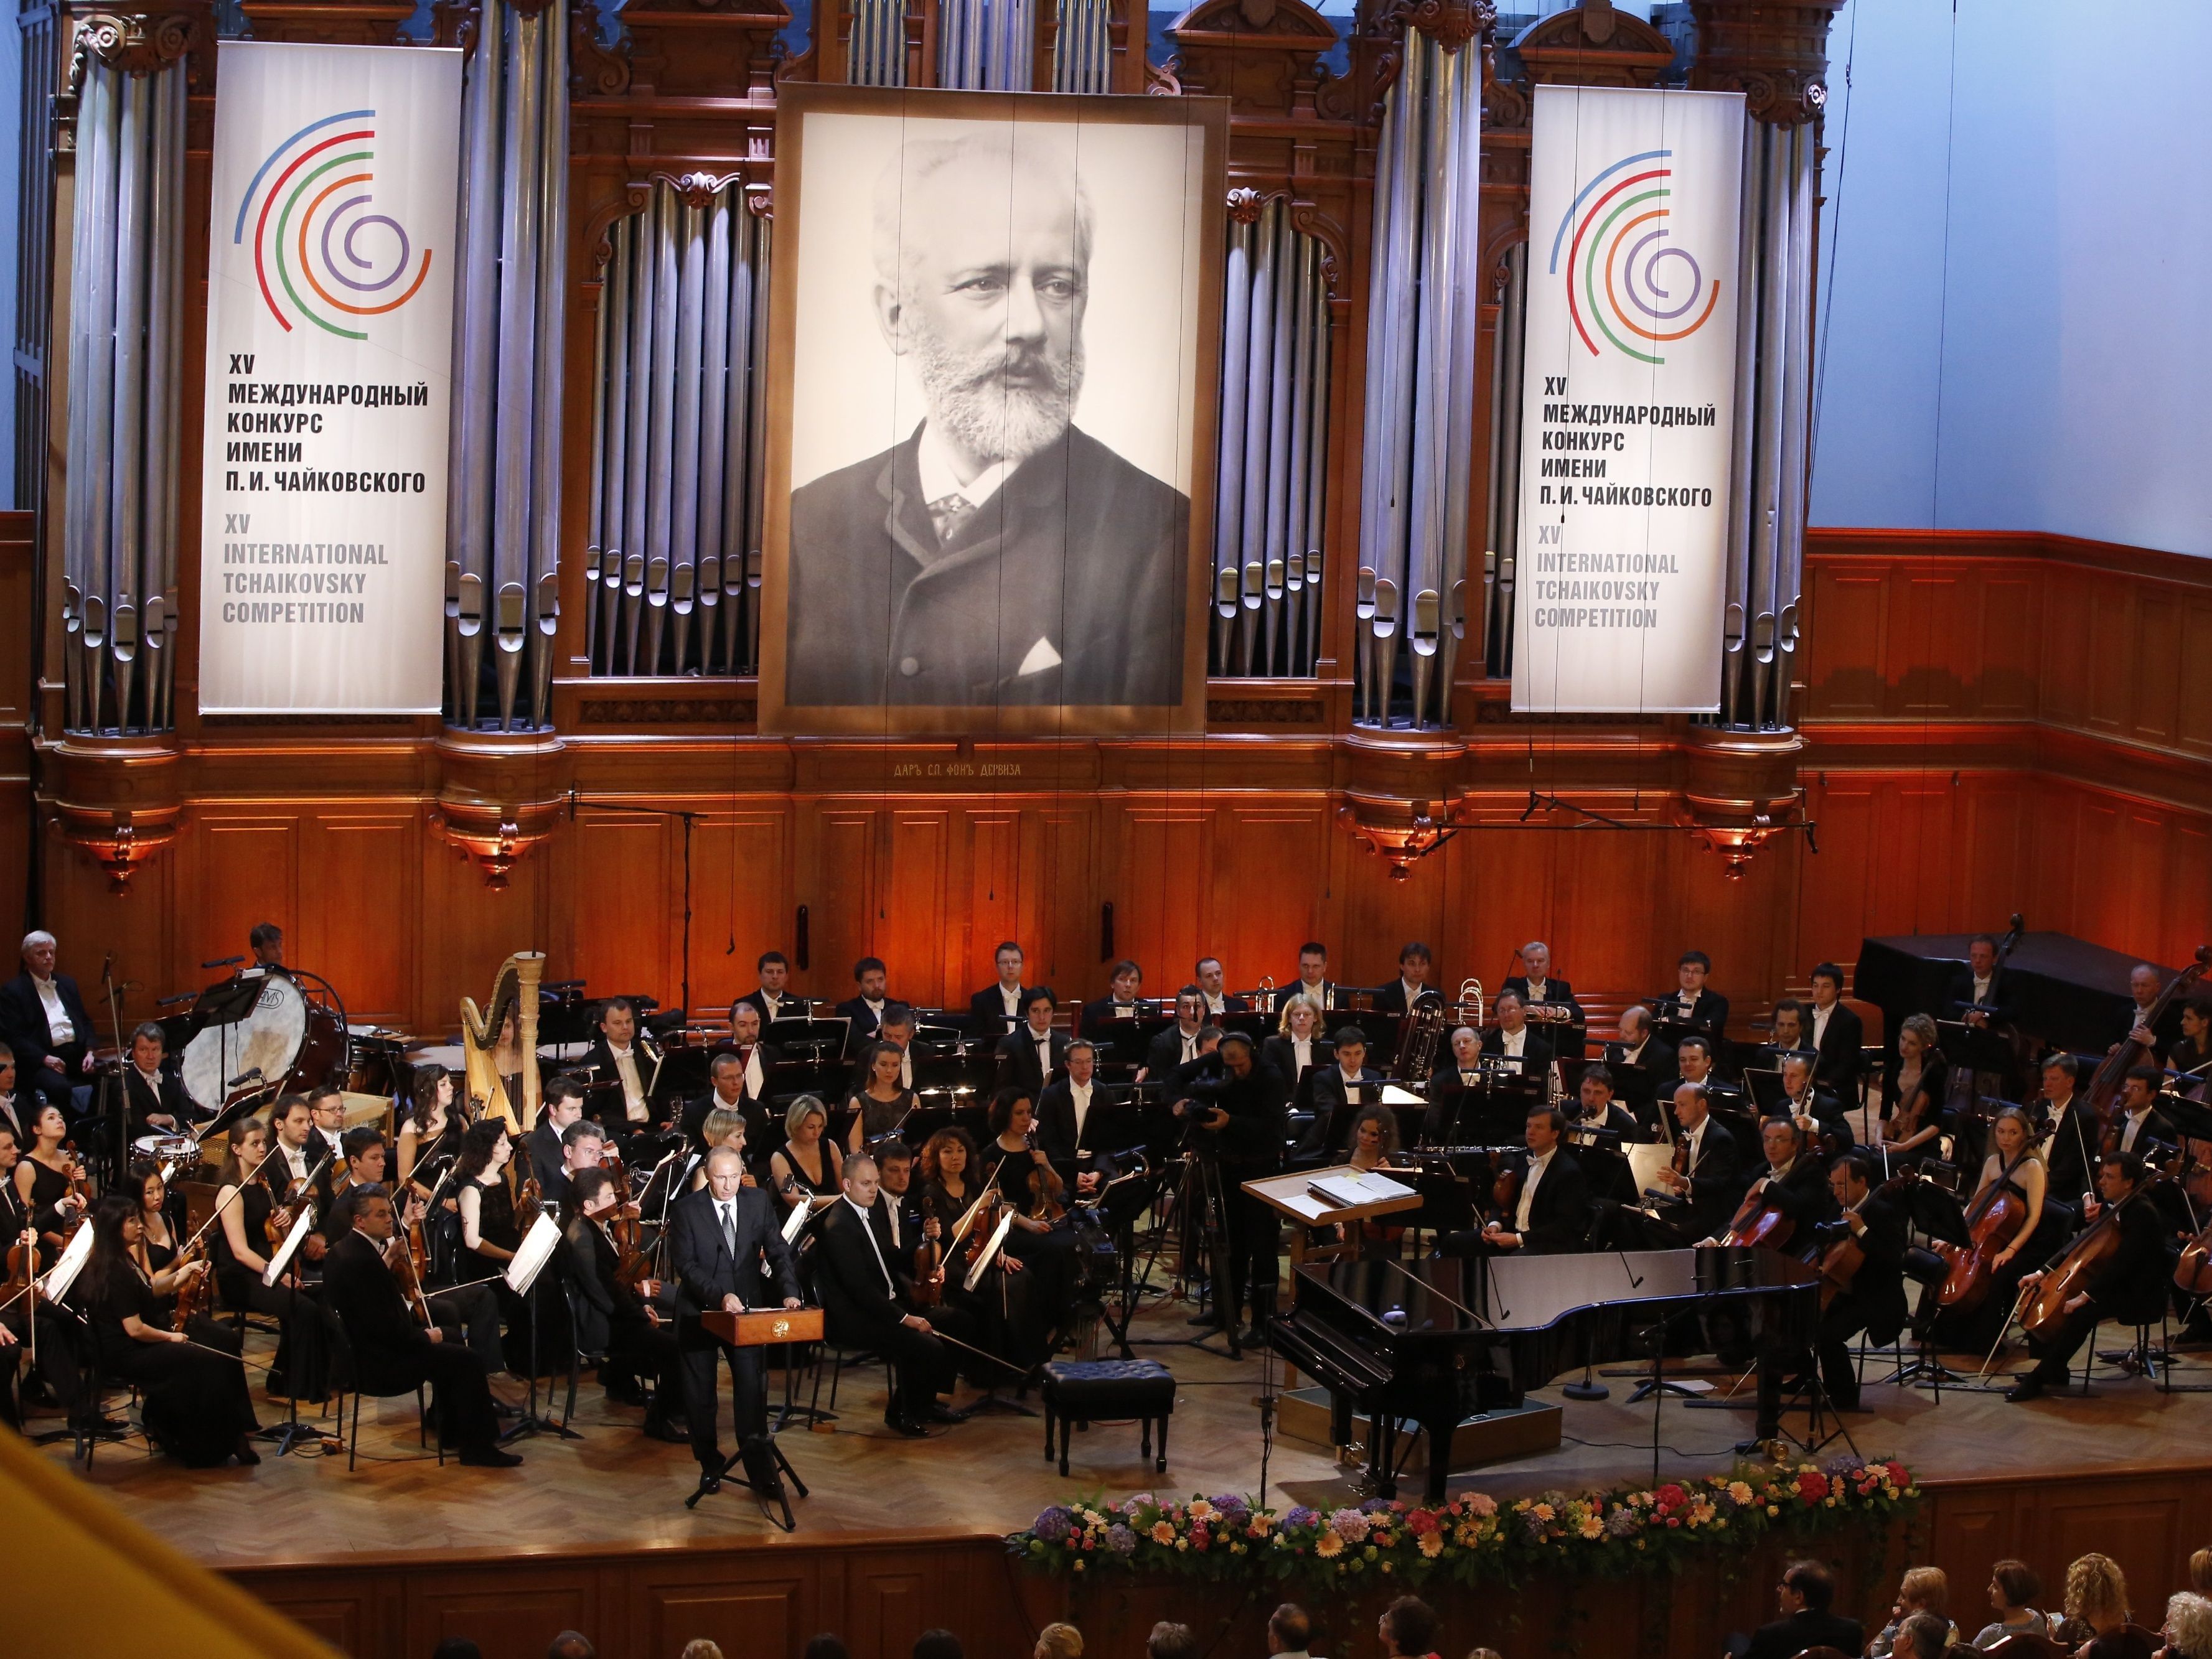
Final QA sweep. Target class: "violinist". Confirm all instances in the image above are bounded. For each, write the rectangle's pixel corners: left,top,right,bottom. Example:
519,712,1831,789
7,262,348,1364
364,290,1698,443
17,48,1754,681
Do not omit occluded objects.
845,1039,918,1153
1473,1106,1591,1255
1878,1014,1947,1166
0,1123,87,1430
523,1079,583,1198
317,1126,391,1241
322,1186,520,1465
1811,1155,1908,1412
396,1062,469,1201
77,1192,260,1467
304,1083,349,1180
982,1088,1078,1344
1931,1106,2047,1352
2108,1067,2175,1157
1647,1083,1745,1241
1676,1034,1717,1088
815,1152,962,1437
873,1139,929,1255
269,1095,317,1193
454,1119,522,1279
2038,1055,2100,1209
130,1160,184,1272
916,1124,1036,1364
14,1103,85,1260
2007,1149,2168,1401
767,1095,842,1217
560,1165,684,1443
548,1119,610,1214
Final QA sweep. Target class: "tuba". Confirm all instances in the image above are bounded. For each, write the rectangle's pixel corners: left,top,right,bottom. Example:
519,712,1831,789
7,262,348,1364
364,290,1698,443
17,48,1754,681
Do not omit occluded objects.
461,951,545,1131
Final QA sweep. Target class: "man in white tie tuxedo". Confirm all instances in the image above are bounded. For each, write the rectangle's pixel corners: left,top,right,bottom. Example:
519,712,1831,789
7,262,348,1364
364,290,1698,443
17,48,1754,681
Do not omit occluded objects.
737,953,800,1029
996,989,1069,1097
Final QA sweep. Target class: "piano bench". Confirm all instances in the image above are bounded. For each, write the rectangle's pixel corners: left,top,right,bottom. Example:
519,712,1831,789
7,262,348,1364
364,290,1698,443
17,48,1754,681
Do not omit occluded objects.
1039,1360,1177,1478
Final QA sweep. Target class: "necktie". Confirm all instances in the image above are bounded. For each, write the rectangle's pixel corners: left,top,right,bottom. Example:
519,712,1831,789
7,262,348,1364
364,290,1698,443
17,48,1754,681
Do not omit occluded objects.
928,494,978,545
721,1201,738,1257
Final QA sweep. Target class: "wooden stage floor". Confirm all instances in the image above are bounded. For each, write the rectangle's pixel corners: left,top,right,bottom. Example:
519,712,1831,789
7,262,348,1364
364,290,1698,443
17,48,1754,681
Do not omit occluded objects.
37,1277,2212,1575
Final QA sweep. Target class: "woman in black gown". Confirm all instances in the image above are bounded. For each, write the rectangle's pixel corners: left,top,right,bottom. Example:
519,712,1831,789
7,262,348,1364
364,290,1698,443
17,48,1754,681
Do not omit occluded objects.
918,1126,1046,1373
78,1192,260,1467
845,1043,917,1153
14,1103,85,1264
977,1089,1079,1353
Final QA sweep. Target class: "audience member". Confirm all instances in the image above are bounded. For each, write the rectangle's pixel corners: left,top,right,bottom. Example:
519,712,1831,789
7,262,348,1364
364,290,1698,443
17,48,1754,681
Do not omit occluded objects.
2163,1592,2212,1659
1973,1560,2053,1648
548,1637,594,1659
1036,1624,1084,1659
680,1645,724,1659
430,1642,482,1659
1466,1652,1504,1659
1872,1569,1956,1655
1379,1597,1441,1659
2061,1553,2153,1658
802,1638,850,1659
1893,1612,1952,1659
1268,1604,1313,1659
1728,1559,1863,1659
914,1632,964,1659
1149,1623,1202,1659
2196,1553,2212,1597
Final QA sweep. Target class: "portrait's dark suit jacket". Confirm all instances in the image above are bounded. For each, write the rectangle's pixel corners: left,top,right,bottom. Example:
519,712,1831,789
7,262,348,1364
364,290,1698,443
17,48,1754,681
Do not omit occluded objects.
785,423,1188,708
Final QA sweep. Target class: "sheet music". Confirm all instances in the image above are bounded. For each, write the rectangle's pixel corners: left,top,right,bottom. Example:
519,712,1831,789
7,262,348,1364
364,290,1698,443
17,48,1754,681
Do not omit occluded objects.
963,1210,1016,1293
39,1222,96,1302
505,1212,563,1296
261,1204,317,1288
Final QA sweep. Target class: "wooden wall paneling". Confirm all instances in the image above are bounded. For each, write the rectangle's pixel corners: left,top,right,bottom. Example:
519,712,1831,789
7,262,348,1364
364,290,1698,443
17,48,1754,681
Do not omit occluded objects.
2130,596,2183,747
1550,825,1668,999
1028,806,1099,997
1893,572,1969,717
2037,1483,2190,1627
1334,832,1452,992
568,810,675,1004
967,811,1024,998
1207,801,1328,992
1956,775,2035,937
2038,565,2095,731
1868,780,1959,938
410,1575,601,1659
628,1564,807,1659
687,810,794,1017
1111,803,1212,994
235,1576,385,1656
44,825,175,1024
801,808,881,1002
885,809,952,1009
2180,596,2212,755
2118,808,2173,961
1977,572,2040,717
2167,820,2212,968
2055,792,2124,948
423,826,551,1036
1919,1486,2015,1612
1661,827,1802,1014
180,815,299,983
304,815,419,1026
1797,780,1876,971
2084,579,2135,734
1803,565,1886,717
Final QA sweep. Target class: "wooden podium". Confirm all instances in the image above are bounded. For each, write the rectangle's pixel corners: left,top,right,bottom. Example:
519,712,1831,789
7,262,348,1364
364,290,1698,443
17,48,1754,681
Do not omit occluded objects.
700,1307,825,1347
1240,1164,1423,1263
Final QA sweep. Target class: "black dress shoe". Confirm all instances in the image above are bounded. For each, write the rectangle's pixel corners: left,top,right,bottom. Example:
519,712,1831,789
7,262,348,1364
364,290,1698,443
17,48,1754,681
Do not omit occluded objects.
458,1445,525,1467
492,1402,522,1421
641,1418,689,1445
2005,1376,2046,1403
602,1383,650,1407
884,1414,930,1439
695,1470,723,1495
233,1437,262,1466
920,1403,969,1425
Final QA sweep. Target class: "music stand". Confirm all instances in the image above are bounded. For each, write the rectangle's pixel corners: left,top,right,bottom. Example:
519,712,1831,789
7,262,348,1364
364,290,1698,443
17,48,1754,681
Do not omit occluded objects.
1092,1162,1169,1358
257,1207,331,1456
502,1213,581,1442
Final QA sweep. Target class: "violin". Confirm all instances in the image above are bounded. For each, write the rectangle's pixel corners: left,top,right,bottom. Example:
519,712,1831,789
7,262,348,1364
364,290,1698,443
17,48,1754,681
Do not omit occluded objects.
3,1222,35,1303
172,1238,213,1327
912,1227,945,1307
513,1169,545,1235
1020,1128,1066,1225
58,1142,93,1241
1931,1157,2033,1314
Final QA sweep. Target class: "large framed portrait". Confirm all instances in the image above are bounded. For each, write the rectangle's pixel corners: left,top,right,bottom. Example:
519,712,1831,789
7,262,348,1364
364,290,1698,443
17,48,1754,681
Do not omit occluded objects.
757,85,1228,736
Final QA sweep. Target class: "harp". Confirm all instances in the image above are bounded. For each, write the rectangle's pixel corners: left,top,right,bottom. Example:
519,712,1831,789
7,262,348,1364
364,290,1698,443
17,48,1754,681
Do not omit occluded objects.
460,951,546,1129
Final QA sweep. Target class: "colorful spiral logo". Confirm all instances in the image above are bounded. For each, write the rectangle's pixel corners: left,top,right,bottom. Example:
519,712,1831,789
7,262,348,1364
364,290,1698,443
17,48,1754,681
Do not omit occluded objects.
232,109,434,341
1547,149,1721,366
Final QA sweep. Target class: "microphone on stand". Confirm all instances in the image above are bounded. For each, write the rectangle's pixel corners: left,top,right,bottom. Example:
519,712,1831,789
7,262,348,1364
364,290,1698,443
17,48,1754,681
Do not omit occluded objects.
202,955,246,971
227,1067,265,1090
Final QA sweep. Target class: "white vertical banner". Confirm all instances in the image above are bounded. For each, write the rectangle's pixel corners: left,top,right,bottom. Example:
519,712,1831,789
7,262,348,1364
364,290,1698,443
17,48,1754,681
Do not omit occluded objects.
1512,85,1744,714
197,42,462,714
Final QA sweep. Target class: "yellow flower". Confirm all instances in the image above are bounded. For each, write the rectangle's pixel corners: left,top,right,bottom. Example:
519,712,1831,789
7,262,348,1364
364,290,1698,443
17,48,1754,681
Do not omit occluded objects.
1532,1503,1556,1522
1150,1521,1177,1545
1578,1516,1604,1539
1418,1532,1445,1558
1175,1538,1190,1552
1315,1531,1344,1559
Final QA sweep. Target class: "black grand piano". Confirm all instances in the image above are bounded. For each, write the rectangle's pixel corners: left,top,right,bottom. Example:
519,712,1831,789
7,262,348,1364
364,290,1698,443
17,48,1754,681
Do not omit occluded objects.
1854,931,2168,1058
1270,1248,1820,1502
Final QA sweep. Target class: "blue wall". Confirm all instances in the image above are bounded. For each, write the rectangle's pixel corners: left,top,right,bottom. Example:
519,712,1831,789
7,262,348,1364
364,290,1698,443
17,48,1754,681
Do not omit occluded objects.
1811,0,2212,557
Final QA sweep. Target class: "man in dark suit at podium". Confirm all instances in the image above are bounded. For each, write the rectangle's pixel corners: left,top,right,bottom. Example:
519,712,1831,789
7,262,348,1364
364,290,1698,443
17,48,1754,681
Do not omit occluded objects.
667,1147,802,1495
967,942,1033,1040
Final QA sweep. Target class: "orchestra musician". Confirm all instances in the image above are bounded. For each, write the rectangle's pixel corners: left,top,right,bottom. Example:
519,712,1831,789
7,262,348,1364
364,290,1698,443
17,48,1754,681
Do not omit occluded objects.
0,1121,88,1430
0,930,96,1118
1141,989,1209,1081
1947,933,2017,1028
1420,1026,1491,1148
980,1088,1079,1344
1812,1155,1908,1412
78,1192,260,1467
1929,1104,2048,1352
1482,991,1554,1075
1647,1082,1745,1240
1036,1039,1112,1195
1777,1054,1850,1153
1605,1006,1675,1131
560,1164,685,1444
248,922,286,974
1878,1014,1947,1165
1298,1027,1379,1158
846,1039,918,1152
1676,1033,1717,1088
843,1005,917,1100
1703,1119,1838,1245
918,1126,1042,1370
396,1062,469,1202
715,1003,781,1113
14,1101,86,1259
524,1080,584,1198
1345,1105,1405,1172
688,1107,757,1192
667,1144,804,1490
322,1185,520,1466
2007,1149,2168,1402
2107,1067,2173,1156
304,1083,349,1190
835,958,894,1053
2038,1055,2099,1208
1371,943,1435,1017
686,1045,772,1156
968,942,1034,1038
996,989,1068,1098
1194,958,1245,1019
0,1041,26,1144
317,1126,391,1242
2118,963,2180,1059
815,1152,966,1436
1570,1065,1644,1143
1171,1032,1290,1345
871,1138,929,1255
1260,995,1324,1101
2170,998,2212,1082
550,1119,610,1214
736,951,801,1028
1284,942,1339,1012
583,998,670,1154
1501,941,1585,1027
1806,965,1865,1102
1079,960,1150,1040
1470,1106,1591,1255
767,1096,843,1217
1764,999,1812,1063
121,1022,195,1138
1663,950,1729,1041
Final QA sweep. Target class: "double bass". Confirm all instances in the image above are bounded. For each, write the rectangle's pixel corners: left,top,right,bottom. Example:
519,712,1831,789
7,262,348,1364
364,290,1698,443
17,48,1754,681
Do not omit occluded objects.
2089,945,2210,1130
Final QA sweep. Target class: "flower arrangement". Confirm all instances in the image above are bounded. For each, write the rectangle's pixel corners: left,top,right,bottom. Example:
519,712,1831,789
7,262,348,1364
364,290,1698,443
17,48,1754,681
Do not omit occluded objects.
1009,1457,1915,1591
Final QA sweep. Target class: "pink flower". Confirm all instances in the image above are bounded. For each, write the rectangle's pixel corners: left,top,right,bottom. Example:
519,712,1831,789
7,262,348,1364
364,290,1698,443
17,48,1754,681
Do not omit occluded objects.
1466,1493,1498,1518
1794,1470,1828,1502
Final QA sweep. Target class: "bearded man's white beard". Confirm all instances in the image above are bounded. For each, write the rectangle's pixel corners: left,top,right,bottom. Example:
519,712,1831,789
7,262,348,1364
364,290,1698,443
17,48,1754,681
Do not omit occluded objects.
912,327,1084,469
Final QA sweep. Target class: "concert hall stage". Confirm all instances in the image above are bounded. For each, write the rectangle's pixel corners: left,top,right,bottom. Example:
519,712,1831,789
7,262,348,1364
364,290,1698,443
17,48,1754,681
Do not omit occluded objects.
40,1289,2212,1659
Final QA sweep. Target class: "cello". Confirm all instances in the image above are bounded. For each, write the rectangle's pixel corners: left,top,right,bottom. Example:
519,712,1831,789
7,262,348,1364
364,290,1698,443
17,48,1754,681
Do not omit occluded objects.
2090,945,2210,1128
1931,1154,2033,1316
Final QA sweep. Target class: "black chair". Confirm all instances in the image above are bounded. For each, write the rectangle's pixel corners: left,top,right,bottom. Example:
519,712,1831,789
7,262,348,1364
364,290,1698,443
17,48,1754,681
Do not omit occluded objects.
327,1316,439,1470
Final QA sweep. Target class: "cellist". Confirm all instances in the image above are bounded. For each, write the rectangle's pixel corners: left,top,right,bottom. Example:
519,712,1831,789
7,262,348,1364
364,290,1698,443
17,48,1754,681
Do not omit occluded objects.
1931,1105,2049,1352
1812,1156,1908,1412
2007,1149,2168,1401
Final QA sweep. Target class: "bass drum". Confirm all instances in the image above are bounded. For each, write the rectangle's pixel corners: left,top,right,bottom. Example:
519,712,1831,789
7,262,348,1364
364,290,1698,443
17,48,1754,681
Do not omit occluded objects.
181,973,347,1114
